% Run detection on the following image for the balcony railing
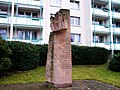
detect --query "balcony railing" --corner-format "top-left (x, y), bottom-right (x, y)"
top-left (0, 0), bottom-right (43, 6)
top-left (113, 27), bottom-right (120, 34)
top-left (92, 42), bottom-right (120, 50)
top-left (112, 11), bottom-right (120, 19)
top-left (92, 24), bottom-right (109, 33)
top-left (92, 43), bottom-right (110, 50)
top-left (92, 8), bottom-right (109, 17)
top-left (13, 16), bottom-right (43, 26)
top-left (12, 37), bottom-right (43, 44)
top-left (1, 36), bottom-right (9, 40)
top-left (113, 43), bottom-right (120, 50)
top-left (15, 0), bottom-right (43, 6)
top-left (111, 0), bottom-right (120, 4)
top-left (0, 15), bottom-right (10, 24)
top-left (0, 0), bottom-right (12, 2)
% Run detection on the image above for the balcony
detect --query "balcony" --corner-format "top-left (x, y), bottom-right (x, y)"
top-left (92, 8), bottom-right (109, 17)
top-left (114, 44), bottom-right (120, 50)
top-left (15, 0), bottom-right (43, 6)
top-left (101, 0), bottom-right (108, 2)
top-left (92, 42), bottom-right (120, 50)
top-left (111, 0), bottom-right (120, 4)
top-left (13, 16), bottom-right (43, 26)
top-left (0, 0), bottom-right (12, 2)
top-left (92, 24), bottom-right (109, 33)
top-left (113, 27), bottom-right (120, 34)
top-left (92, 43), bottom-right (110, 50)
top-left (32, 0), bottom-right (43, 6)
top-left (12, 37), bottom-right (43, 44)
top-left (112, 11), bottom-right (120, 19)
top-left (0, 15), bottom-right (10, 24)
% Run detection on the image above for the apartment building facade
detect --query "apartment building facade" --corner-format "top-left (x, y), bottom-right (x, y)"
top-left (0, 0), bottom-right (43, 44)
top-left (92, 0), bottom-right (120, 53)
top-left (0, 0), bottom-right (120, 52)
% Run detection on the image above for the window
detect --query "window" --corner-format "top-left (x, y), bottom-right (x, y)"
top-left (71, 34), bottom-right (81, 42)
top-left (32, 13), bottom-right (38, 18)
top-left (70, 0), bottom-right (79, 9)
top-left (117, 37), bottom-right (120, 43)
top-left (50, 0), bottom-right (61, 6)
top-left (32, 31), bottom-right (37, 40)
top-left (18, 31), bottom-right (30, 40)
top-left (19, 11), bottom-right (24, 15)
top-left (26, 12), bottom-right (31, 17)
top-left (18, 31), bottom-right (24, 39)
top-left (113, 36), bottom-right (120, 44)
top-left (93, 35), bottom-right (104, 43)
top-left (25, 31), bottom-right (30, 40)
top-left (0, 30), bottom-right (7, 39)
top-left (70, 16), bottom-right (80, 26)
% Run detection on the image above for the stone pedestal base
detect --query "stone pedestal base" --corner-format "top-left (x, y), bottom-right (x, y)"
top-left (46, 82), bottom-right (72, 88)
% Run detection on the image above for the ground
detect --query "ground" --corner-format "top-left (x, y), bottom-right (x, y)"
top-left (0, 80), bottom-right (120, 90)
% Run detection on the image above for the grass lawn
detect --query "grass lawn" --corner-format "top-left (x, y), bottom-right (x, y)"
top-left (0, 65), bottom-right (120, 87)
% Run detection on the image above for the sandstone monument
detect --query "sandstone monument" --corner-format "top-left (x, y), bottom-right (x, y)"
top-left (46, 9), bottom-right (72, 88)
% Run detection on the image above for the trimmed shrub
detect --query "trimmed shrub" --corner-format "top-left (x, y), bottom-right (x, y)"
top-left (37, 44), bottom-right (48, 66)
top-left (7, 41), bottom-right (39, 71)
top-left (0, 58), bottom-right (12, 75)
top-left (0, 37), bottom-right (12, 58)
top-left (0, 37), bottom-right (12, 75)
top-left (72, 45), bottom-right (109, 65)
top-left (36, 45), bottom-right (108, 65)
top-left (6, 41), bottom-right (109, 70)
top-left (108, 53), bottom-right (120, 72)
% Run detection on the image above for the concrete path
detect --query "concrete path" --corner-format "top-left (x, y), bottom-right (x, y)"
top-left (0, 80), bottom-right (120, 90)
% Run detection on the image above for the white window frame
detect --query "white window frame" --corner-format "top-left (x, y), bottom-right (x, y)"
top-left (70, 16), bottom-right (80, 26)
top-left (71, 33), bottom-right (81, 43)
top-left (50, 0), bottom-right (61, 7)
top-left (93, 35), bottom-right (104, 43)
top-left (70, 0), bottom-right (80, 10)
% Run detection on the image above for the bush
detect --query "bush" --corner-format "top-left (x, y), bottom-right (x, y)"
top-left (37, 44), bottom-right (48, 66)
top-left (0, 37), bottom-right (12, 75)
top-left (72, 45), bottom-right (109, 65)
top-left (108, 53), bottom-right (120, 72)
top-left (37, 45), bottom-right (108, 65)
top-left (7, 41), bottom-right (39, 71)
top-left (0, 58), bottom-right (12, 75)
top-left (0, 37), bottom-right (12, 58)
top-left (6, 41), bottom-right (109, 70)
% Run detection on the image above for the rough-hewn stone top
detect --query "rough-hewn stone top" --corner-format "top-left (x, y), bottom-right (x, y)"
top-left (50, 10), bottom-right (68, 32)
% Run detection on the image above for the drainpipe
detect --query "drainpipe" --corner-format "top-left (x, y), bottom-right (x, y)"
top-left (109, 0), bottom-right (114, 55)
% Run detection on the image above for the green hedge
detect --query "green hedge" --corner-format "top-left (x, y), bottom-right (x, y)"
top-left (0, 58), bottom-right (12, 75)
top-left (108, 53), bottom-right (120, 72)
top-left (72, 45), bottom-right (109, 65)
top-left (0, 37), bottom-right (12, 75)
top-left (7, 41), bottom-right (109, 71)
top-left (37, 44), bottom-right (48, 66)
top-left (7, 41), bottom-right (39, 71)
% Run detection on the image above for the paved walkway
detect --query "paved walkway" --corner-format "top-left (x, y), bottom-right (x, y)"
top-left (0, 80), bottom-right (120, 90)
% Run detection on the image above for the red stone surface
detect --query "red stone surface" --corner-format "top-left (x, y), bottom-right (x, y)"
top-left (46, 9), bottom-right (72, 87)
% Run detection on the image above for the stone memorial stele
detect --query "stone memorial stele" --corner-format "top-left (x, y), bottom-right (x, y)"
top-left (46, 9), bottom-right (72, 88)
